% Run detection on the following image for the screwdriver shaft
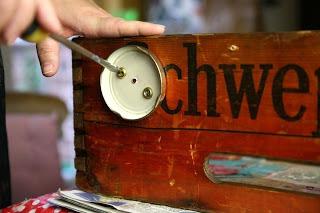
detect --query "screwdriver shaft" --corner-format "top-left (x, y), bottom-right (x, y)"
top-left (50, 34), bottom-right (118, 73)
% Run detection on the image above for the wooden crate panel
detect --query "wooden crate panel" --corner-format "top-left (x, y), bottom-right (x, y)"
top-left (73, 32), bottom-right (320, 212)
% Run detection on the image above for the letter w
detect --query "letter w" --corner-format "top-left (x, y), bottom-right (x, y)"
top-left (219, 64), bottom-right (272, 119)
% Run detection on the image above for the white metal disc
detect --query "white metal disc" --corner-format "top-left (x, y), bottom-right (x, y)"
top-left (100, 45), bottom-right (166, 120)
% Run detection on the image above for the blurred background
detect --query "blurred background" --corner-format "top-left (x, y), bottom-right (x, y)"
top-left (2, 0), bottom-right (320, 203)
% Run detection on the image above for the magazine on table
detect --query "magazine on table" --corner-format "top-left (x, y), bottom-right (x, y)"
top-left (48, 189), bottom-right (199, 213)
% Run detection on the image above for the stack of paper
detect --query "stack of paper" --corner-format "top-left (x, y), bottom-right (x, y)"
top-left (49, 190), bottom-right (199, 213)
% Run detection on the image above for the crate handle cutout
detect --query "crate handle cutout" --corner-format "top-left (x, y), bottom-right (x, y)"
top-left (204, 153), bottom-right (320, 195)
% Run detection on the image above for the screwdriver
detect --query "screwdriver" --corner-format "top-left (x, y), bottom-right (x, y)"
top-left (50, 34), bottom-right (119, 73)
top-left (22, 22), bottom-right (122, 74)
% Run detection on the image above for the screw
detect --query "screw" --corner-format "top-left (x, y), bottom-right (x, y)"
top-left (228, 44), bottom-right (239, 52)
top-left (143, 87), bottom-right (153, 99)
top-left (116, 67), bottom-right (126, 79)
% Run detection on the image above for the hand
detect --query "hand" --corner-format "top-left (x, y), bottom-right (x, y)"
top-left (0, 0), bottom-right (61, 44)
top-left (37, 0), bottom-right (165, 77)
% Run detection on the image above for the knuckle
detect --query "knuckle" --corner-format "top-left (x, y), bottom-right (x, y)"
top-left (38, 45), bottom-right (55, 56)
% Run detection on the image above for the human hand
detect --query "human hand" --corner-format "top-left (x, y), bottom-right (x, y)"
top-left (0, 0), bottom-right (61, 44)
top-left (37, 0), bottom-right (165, 77)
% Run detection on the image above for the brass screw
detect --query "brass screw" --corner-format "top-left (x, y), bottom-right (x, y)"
top-left (143, 87), bottom-right (153, 99)
top-left (116, 67), bottom-right (126, 79)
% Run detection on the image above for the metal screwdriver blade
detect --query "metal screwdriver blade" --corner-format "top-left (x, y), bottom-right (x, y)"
top-left (50, 34), bottom-right (118, 73)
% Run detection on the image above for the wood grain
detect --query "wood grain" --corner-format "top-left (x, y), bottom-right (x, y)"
top-left (73, 32), bottom-right (320, 212)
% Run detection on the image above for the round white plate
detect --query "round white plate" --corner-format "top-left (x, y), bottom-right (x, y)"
top-left (100, 45), bottom-right (166, 120)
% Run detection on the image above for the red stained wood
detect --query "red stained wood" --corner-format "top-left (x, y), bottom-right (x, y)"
top-left (73, 32), bottom-right (320, 212)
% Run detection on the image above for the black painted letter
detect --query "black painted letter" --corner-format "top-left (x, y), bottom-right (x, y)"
top-left (272, 64), bottom-right (309, 121)
top-left (161, 64), bottom-right (183, 114)
top-left (183, 43), bottom-right (219, 117)
top-left (220, 64), bottom-right (271, 119)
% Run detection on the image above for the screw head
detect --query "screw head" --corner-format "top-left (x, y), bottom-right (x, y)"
top-left (116, 67), bottom-right (126, 79)
top-left (143, 87), bottom-right (153, 99)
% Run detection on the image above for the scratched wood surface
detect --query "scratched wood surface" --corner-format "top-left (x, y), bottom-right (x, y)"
top-left (73, 32), bottom-right (320, 212)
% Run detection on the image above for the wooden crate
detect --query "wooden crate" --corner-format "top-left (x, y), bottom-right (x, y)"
top-left (73, 32), bottom-right (320, 212)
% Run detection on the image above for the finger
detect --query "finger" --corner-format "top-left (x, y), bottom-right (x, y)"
top-left (36, 37), bottom-right (60, 77)
top-left (50, 0), bottom-right (165, 38)
top-left (118, 21), bottom-right (165, 36)
top-left (0, 0), bottom-right (18, 29)
top-left (97, 18), bottom-right (165, 37)
top-left (76, 16), bottom-right (165, 38)
top-left (1, 0), bottom-right (36, 44)
top-left (35, 0), bottom-right (62, 34)
top-left (0, 0), bottom-right (19, 43)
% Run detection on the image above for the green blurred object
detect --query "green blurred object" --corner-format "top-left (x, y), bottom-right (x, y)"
top-left (114, 8), bottom-right (139, 20)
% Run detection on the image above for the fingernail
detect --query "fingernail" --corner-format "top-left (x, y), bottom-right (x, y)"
top-left (43, 63), bottom-right (54, 76)
top-left (156, 24), bottom-right (166, 33)
top-left (157, 24), bottom-right (166, 30)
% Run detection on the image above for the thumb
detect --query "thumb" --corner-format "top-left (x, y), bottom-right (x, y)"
top-left (36, 37), bottom-right (60, 77)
